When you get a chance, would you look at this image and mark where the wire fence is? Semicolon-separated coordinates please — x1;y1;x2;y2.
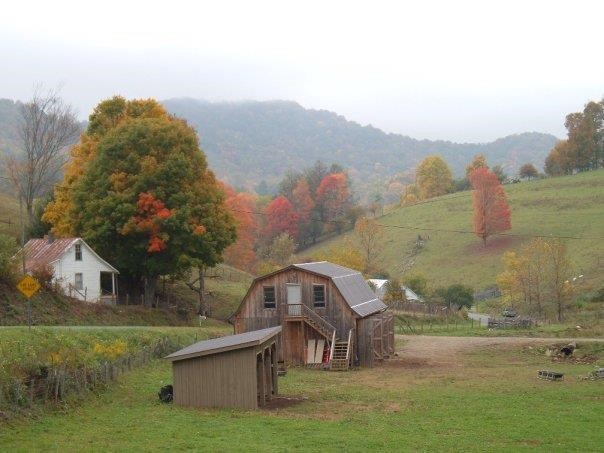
0;337;178;412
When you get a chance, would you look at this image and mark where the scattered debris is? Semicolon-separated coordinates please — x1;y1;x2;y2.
546;343;597;364
538;370;564;381
579;368;604;381
158;384;173;403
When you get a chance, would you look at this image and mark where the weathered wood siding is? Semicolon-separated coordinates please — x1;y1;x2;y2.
355;311;395;368
234;268;357;338
172;348;257;409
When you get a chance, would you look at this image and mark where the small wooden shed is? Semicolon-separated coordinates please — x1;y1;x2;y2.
165;326;281;410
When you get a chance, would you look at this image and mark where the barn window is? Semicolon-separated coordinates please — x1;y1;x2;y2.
75;244;82;261
74;273;83;290
313;284;326;308
263;286;276;309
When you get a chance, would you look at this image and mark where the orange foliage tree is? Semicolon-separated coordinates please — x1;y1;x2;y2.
469;167;512;246
121;193;174;253
316;172;349;231
221;183;258;270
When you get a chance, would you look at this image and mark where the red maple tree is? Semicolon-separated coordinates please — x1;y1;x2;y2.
264;195;299;240
469;168;512;246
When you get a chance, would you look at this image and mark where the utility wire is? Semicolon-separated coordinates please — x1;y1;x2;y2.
227;207;604;241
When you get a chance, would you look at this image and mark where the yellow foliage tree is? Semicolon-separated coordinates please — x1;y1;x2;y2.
465;154;488;178
497;238;574;320
354;217;384;273
42;97;169;235
314;239;365;271
416;155;453;200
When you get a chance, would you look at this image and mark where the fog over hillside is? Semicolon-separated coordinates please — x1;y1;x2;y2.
162;98;558;190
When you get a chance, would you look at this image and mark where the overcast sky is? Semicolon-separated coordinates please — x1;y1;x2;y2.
1;0;602;142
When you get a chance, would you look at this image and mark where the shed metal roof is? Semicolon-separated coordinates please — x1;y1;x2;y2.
165;326;282;362
293;262;387;317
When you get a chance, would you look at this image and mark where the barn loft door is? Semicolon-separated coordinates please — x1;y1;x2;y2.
286;284;301;316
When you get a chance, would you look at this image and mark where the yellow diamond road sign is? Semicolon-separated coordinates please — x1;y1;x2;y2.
17;275;41;298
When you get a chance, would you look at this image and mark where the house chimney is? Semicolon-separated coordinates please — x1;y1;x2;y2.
47;233;55;244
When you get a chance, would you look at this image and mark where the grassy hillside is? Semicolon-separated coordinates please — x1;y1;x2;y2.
302;170;604;292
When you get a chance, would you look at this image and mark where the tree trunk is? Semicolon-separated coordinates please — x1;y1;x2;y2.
143;276;157;307
197;266;207;316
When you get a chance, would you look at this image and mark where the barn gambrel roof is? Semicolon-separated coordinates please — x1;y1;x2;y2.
233;261;386;319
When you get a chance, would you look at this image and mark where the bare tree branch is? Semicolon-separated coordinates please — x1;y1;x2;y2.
3;87;80;225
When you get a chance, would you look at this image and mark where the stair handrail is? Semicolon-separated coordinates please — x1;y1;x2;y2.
300;304;336;337
345;328;354;363
328;329;336;364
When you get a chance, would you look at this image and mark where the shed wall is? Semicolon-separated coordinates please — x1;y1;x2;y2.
172;348;257;409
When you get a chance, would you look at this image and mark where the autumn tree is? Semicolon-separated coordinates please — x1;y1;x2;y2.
263;195;299;241
46;97;236;307
401;184;420;206
465;154;488;178
416;155;453;199
291;178;315;244
544;99;604;174
314;239;364;271
519;163;538;180
354;217;384;272
266;233;296;266
469;167;512;246
222;183;258;271
497;238;574;320
316;172;350;232
545;140;573;176
4;88;80;224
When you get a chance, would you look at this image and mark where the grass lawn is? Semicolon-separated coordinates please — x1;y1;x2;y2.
1;338;602;451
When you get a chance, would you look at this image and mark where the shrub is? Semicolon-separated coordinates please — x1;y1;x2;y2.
0;233;18;283
434;284;474;309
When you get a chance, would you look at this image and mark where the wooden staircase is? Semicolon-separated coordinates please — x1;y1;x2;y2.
330;340;350;371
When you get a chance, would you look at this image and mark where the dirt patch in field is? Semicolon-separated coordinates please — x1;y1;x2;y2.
392;335;599;368
261;396;306;411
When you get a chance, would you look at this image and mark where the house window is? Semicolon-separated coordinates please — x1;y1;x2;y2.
74;273;83;290
313;284;326;308
263;286;276;309
75;244;82;261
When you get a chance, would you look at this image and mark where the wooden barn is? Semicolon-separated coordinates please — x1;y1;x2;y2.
165;326;281;410
231;262;395;369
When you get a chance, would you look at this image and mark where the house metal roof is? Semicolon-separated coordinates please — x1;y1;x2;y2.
293;262;387;317
21;237;118;273
165;326;282;362
22;238;79;273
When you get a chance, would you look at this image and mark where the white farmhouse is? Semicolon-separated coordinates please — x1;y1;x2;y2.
23;236;119;303
367;278;423;303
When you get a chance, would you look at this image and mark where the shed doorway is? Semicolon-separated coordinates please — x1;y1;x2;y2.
286;283;301;316
256;343;278;407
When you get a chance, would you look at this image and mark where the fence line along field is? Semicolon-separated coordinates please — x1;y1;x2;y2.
0;324;229;418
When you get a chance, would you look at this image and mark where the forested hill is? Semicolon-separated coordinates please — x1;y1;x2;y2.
162;98;558;190
0;97;558;192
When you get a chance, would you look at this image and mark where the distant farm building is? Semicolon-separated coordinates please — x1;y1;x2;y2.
368;278;423;303
166;326;281;410
231;262;395;369
22;236;118;303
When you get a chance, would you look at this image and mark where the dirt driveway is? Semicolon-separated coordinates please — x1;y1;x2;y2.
395;335;603;367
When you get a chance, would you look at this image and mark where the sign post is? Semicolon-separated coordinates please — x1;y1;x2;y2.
16;275;41;329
